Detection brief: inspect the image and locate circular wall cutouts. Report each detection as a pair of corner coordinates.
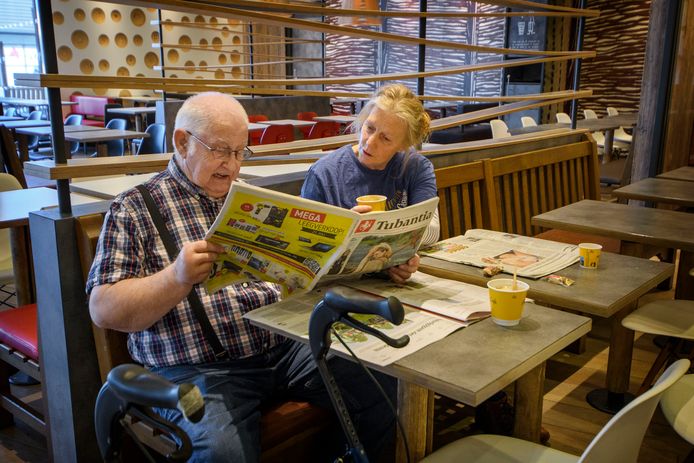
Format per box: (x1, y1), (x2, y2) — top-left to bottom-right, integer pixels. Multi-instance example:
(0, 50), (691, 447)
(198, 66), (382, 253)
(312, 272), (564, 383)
(131, 8), (146, 27)
(57, 46), (72, 62)
(133, 34), (143, 46)
(53, 11), (64, 25)
(91, 8), (105, 24)
(214, 69), (225, 79)
(126, 54), (136, 66)
(98, 60), (110, 72)
(79, 58), (94, 74)
(117, 67), (130, 77)
(98, 34), (109, 47)
(114, 33), (128, 48)
(218, 53), (227, 64)
(74, 8), (86, 21)
(167, 49), (180, 63)
(111, 10), (122, 22)
(71, 30), (89, 49)
(144, 52), (159, 68)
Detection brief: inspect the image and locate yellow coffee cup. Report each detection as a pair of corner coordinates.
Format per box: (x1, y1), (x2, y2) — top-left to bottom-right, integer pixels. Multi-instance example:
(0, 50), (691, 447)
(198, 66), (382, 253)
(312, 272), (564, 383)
(487, 278), (529, 326)
(356, 195), (387, 212)
(578, 243), (602, 269)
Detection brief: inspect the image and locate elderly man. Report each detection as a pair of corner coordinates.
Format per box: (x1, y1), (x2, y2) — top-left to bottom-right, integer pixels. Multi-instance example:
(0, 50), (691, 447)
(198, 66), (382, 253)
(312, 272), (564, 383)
(87, 93), (397, 462)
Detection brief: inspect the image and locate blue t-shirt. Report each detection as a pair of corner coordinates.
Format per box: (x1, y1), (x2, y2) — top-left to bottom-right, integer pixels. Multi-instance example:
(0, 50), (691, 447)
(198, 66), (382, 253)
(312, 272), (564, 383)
(301, 144), (437, 210)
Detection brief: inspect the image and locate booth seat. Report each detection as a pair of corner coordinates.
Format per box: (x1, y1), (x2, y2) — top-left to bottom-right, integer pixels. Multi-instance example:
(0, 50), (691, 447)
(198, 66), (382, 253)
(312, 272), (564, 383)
(67, 95), (115, 127)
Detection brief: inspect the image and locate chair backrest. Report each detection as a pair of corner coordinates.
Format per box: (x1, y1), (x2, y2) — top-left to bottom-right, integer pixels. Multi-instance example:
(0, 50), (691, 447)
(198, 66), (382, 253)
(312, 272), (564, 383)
(0, 126), (28, 188)
(579, 359), (690, 463)
(606, 107), (619, 117)
(584, 109), (598, 120)
(297, 111), (318, 138)
(490, 119), (510, 139)
(556, 112), (572, 124)
(3, 107), (17, 117)
(104, 118), (128, 156)
(248, 114), (269, 123)
(307, 121), (340, 139)
(75, 213), (132, 382)
(65, 114), (84, 126)
(103, 103), (123, 126)
(520, 116), (537, 127)
(0, 173), (23, 280)
(248, 114), (269, 145)
(434, 161), (498, 239)
(659, 373), (694, 445)
(136, 123), (166, 155)
(27, 110), (43, 121)
(259, 124), (295, 145)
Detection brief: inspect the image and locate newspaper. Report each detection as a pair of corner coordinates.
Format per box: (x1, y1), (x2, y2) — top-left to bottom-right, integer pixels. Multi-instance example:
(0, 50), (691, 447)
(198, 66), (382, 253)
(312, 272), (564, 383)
(243, 284), (464, 367)
(420, 229), (579, 278)
(204, 182), (439, 296)
(343, 272), (491, 324)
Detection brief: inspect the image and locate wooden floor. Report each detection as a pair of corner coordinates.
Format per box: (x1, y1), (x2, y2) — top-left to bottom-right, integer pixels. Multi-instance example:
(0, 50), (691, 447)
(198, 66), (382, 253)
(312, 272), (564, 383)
(0, 296), (692, 462)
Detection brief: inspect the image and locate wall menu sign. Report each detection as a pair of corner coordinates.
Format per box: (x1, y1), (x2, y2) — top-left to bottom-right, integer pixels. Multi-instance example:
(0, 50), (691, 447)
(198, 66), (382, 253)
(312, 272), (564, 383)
(507, 2), (548, 55)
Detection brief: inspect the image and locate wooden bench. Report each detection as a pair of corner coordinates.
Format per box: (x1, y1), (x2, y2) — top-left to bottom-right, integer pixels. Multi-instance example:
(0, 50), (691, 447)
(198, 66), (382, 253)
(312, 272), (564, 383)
(75, 213), (334, 462)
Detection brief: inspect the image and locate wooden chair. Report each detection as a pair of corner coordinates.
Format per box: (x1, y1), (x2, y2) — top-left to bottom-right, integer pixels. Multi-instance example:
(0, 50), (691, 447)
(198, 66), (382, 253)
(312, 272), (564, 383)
(0, 126), (28, 188)
(75, 213), (334, 462)
(259, 124), (295, 145)
(434, 160), (498, 239)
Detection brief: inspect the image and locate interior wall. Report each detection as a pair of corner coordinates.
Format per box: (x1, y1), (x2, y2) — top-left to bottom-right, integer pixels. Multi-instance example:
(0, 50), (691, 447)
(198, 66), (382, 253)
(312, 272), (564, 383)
(578, 0), (651, 116)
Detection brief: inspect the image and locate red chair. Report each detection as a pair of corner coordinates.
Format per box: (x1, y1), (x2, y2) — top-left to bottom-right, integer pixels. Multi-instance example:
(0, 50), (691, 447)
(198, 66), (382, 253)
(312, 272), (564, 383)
(307, 121), (340, 139)
(248, 114), (269, 145)
(259, 125), (295, 145)
(297, 111), (317, 139)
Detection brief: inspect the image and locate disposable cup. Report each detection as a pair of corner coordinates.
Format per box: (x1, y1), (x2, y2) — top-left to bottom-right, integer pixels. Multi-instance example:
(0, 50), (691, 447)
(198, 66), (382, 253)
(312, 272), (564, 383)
(578, 243), (602, 269)
(487, 278), (529, 326)
(356, 195), (387, 211)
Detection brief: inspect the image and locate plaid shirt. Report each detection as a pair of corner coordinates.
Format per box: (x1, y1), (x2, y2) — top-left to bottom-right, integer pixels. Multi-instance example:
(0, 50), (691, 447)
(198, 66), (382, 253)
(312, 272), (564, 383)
(86, 158), (283, 367)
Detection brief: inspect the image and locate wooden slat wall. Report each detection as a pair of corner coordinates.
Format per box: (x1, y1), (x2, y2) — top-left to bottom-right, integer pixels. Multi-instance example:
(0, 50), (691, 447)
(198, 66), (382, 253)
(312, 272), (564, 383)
(578, 0), (651, 116)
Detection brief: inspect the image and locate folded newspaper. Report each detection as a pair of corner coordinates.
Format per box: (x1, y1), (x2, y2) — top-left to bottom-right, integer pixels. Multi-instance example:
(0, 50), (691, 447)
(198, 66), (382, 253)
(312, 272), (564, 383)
(420, 229), (579, 278)
(204, 182), (439, 296)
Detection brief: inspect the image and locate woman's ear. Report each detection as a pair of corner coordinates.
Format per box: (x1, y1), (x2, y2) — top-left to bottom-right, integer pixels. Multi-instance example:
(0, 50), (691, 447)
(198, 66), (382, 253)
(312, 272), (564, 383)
(173, 129), (188, 158)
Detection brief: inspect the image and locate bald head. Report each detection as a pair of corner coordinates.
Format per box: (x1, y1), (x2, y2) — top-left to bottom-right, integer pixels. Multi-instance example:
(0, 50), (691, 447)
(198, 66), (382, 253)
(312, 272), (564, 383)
(173, 92), (248, 153)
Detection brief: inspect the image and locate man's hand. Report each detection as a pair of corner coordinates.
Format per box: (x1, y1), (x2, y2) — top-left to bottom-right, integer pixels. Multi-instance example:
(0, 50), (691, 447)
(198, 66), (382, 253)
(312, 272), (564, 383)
(387, 254), (419, 284)
(173, 240), (225, 286)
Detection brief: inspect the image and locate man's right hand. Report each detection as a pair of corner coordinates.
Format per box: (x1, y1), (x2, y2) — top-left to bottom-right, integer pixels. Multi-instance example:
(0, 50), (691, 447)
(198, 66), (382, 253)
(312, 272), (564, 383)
(173, 240), (225, 286)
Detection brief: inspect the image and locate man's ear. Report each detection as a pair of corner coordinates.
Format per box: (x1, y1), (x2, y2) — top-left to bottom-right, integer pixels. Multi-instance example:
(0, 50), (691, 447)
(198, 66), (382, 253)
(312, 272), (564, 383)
(173, 129), (188, 158)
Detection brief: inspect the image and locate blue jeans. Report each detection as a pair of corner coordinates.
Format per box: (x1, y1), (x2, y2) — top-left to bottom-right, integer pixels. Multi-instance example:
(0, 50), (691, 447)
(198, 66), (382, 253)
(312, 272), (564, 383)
(151, 339), (396, 462)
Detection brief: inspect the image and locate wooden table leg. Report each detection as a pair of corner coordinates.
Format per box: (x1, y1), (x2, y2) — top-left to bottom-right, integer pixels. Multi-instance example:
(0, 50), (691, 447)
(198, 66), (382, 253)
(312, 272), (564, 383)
(96, 143), (107, 157)
(396, 380), (434, 463)
(513, 362), (545, 442)
(586, 302), (636, 413)
(675, 250), (694, 300)
(9, 226), (34, 305)
(603, 129), (615, 164)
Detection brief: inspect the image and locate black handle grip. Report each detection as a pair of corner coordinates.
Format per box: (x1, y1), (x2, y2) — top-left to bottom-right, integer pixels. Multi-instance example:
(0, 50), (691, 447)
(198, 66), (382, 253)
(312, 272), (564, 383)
(107, 364), (204, 423)
(324, 286), (405, 325)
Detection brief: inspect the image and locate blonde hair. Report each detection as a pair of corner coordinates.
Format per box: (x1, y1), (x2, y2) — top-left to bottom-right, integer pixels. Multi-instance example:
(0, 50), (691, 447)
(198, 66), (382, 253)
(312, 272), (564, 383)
(354, 84), (431, 150)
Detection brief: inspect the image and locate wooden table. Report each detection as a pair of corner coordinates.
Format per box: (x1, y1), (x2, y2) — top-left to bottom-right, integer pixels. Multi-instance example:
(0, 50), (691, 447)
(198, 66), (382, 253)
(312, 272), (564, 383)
(15, 125), (105, 162)
(246, 296), (591, 462)
(0, 188), (102, 304)
(532, 199), (694, 409)
(613, 177), (694, 207)
(0, 116), (23, 122)
(262, 119), (316, 128)
(420, 251), (673, 415)
(0, 119), (50, 130)
(69, 173), (156, 199)
(657, 166), (694, 182)
(107, 107), (156, 132)
(64, 129), (149, 157)
(313, 115), (357, 124)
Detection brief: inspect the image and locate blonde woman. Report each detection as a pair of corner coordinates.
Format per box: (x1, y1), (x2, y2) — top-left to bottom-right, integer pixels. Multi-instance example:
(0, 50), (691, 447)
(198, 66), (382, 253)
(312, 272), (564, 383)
(301, 83), (439, 282)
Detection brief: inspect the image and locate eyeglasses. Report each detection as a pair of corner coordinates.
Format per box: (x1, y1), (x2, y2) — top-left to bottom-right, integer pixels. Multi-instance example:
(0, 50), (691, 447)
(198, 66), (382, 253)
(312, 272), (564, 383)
(186, 130), (253, 161)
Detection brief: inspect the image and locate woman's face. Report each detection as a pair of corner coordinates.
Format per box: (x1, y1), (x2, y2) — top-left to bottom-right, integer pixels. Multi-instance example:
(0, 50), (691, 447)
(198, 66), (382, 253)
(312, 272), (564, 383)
(356, 106), (409, 170)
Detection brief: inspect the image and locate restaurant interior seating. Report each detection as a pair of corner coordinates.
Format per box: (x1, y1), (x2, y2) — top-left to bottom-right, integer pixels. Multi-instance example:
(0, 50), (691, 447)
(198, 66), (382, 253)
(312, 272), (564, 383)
(24, 110), (43, 151)
(136, 123), (166, 155)
(521, 116), (537, 127)
(490, 119), (510, 139)
(607, 107), (634, 143)
(556, 112), (572, 124)
(103, 103), (123, 127)
(248, 114), (269, 145)
(0, 172), (45, 439)
(307, 120), (340, 139)
(259, 124), (294, 145)
(2, 108), (17, 117)
(621, 299), (694, 394)
(660, 374), (694, 451)
(297, 111), (317, 138)
(0, 127), (28, 188)
(64, 113), (84, 154)
(420, 359), (691, 463)
(102, 118), (128, 156)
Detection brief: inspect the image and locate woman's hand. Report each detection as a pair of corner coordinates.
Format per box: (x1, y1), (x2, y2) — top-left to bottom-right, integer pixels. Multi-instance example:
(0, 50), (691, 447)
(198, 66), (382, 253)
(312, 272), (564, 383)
(350, 205), (372, 214)
(173, 240), (225, 286)
(388, 254), (420, 284)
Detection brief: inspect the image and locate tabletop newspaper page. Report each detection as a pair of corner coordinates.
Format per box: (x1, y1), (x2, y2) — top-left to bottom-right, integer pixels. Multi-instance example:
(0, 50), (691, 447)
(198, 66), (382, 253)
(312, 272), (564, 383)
(203, 182), (439, 297)
(420, 229), (579, 278)
(244, 271), (492, 367)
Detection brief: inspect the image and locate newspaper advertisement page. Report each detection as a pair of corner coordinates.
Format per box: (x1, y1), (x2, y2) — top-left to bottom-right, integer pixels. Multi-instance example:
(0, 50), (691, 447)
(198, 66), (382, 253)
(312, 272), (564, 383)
(344, 272), (491, 325)
(204, 182), (356, 296)
(420, 229), (578, 278)
(324, 197), (438, 277)
(243, 285), (464, 367)
(203, 182), (439, 297)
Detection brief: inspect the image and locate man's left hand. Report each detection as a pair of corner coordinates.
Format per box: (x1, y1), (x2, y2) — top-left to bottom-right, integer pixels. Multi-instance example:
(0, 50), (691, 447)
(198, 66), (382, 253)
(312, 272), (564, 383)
(387, 254), (419, 284)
